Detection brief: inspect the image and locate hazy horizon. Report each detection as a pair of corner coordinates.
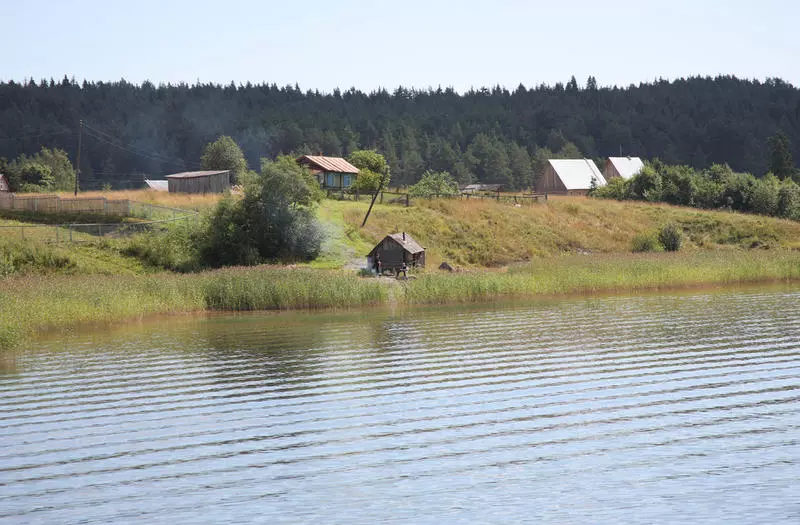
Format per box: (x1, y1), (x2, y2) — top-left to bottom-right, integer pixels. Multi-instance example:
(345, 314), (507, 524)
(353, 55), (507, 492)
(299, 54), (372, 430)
(4, 0), (798, 92)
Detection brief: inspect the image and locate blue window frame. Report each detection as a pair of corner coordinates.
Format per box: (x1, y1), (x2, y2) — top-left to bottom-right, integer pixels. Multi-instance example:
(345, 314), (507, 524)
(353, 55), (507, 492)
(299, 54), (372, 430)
(343, 175), (352, 187)
(326, 173), (336, 187)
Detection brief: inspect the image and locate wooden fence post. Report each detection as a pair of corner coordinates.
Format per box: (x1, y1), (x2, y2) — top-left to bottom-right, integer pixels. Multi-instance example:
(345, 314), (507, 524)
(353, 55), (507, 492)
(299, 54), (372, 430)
(406, 193), (410, 207)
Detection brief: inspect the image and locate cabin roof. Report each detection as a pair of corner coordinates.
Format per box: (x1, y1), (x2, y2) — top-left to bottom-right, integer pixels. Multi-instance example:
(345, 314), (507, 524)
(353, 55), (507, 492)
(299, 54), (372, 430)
(144, 179), (168, 191)
(548, 159), (607, 190)
(298, 155), (359, 174)
(165, 170), (230, 179)
(607, 157), (644, 179)
(367, 232), (425, 257)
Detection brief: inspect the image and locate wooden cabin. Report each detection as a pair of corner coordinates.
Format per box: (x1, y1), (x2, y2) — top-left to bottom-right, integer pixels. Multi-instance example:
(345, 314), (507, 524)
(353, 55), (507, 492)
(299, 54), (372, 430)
(165, 170), (230, 194)
(604, 157), (644, 180)
(535, 159), (607, 196)
(297, 155), (359, 190)
(367, 232), (425, 274)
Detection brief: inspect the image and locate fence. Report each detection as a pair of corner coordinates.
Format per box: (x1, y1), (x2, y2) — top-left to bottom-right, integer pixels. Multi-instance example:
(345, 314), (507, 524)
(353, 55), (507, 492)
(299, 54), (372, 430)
(0, 193), (192, 221)
(326, 190), (548, 207)
(0, 215), (197, 244)
(0, 193), (199, 244)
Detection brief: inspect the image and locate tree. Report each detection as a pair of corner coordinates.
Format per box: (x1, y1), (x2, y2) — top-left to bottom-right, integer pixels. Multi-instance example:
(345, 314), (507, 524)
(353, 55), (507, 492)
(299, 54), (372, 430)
(348, 149), (390, 192)
(200, 136), (248, 183)
(408, 170), (460, 197)
(767, 131), (796, 180)
(199, 155), (324, 267)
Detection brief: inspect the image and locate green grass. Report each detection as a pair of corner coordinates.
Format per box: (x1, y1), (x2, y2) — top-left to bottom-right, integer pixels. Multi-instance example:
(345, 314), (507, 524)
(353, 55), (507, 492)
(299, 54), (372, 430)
(403, 251), (800, 304)
(3, 250), (800, 351)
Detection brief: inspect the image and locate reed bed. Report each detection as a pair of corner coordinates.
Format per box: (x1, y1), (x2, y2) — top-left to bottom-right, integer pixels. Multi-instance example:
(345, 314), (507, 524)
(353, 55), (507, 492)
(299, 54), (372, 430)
(403, 251), (800, 304)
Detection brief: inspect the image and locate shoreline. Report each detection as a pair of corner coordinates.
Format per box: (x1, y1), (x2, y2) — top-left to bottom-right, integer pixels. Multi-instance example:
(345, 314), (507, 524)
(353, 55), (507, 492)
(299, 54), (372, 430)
(3, 250), (800, 351)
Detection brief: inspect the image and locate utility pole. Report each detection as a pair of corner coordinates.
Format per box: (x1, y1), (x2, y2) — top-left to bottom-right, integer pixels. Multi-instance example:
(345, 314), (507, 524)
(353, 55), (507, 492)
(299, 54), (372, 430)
(361, 170), (389, 228)
(74, 120), (83, 196)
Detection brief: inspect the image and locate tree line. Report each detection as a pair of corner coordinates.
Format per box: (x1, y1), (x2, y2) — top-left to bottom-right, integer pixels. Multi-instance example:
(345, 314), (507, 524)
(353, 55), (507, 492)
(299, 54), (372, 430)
(1, 75), (799, 190)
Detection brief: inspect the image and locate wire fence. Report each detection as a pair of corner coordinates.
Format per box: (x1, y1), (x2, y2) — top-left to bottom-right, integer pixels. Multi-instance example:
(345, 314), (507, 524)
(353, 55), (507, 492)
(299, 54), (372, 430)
(326, 189), (548, 207)
(0, 193), (193, 221)
(0, 194), (198, 244)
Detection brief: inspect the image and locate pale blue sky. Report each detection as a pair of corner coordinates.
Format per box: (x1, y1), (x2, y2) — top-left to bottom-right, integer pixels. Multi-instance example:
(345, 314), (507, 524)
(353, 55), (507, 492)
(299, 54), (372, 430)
(3, 0), (798, 91)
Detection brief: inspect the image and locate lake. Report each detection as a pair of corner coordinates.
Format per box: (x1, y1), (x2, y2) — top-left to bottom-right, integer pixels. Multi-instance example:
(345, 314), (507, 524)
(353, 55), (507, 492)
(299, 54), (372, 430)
(1, 287), (799, 524)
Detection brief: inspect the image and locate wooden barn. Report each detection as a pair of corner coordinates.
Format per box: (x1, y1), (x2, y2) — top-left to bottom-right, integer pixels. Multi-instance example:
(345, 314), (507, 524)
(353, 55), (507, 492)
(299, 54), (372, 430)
(165, 170), (230, 194)
(535, 159), (607, 196)
(0, 174), (10, 192)
(604, 157), (644, 180)
(367, 232), (425, 274)
(297, 155), (359, 189)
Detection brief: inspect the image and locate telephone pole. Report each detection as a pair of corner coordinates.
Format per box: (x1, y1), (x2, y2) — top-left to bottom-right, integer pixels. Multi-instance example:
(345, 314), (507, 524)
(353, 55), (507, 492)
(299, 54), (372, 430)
(74, 120), (83, 196)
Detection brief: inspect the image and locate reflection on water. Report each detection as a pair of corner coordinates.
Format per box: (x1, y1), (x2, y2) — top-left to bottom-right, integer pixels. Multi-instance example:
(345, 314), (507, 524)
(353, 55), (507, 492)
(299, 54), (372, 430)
(1, 288), (799, 524)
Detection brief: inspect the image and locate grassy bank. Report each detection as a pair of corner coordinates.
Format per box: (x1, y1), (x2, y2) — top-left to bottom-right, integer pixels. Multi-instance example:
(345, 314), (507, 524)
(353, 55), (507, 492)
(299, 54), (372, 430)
(3, 250), (800, 350)
(336, 198), (800, 267)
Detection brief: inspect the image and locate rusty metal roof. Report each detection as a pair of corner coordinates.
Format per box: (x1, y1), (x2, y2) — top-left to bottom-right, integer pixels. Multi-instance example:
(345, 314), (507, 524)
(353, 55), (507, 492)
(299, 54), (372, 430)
(299, 155), (359, 174)
(165, 170), (229, 179)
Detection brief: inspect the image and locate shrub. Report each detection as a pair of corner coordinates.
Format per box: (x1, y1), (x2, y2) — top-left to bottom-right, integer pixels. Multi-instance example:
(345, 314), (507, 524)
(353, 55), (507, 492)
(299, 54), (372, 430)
(658, 223), (683, 251)
(631, 233), (660, 253)
(408, 170), (459, 198)
(123, 219), (203, 272)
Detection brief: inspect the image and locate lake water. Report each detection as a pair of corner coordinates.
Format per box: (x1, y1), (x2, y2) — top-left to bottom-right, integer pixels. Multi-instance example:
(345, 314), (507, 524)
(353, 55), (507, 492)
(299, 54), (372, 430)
(1, 288), (799, 524)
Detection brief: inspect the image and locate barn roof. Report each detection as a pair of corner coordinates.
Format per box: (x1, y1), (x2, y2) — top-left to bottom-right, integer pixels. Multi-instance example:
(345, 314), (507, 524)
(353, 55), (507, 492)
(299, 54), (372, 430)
(298, 155), (359, 174)
(367, 232), (425, 256)
(144, 179), (168, 191)
(165, 170), (229, 179)
(548, 159), (607, 190)
(607, 157), (644, 179)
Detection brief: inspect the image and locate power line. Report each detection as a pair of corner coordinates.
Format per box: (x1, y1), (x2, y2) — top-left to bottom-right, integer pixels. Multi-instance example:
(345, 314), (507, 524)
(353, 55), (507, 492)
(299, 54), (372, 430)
(81, 122), (201, 169)
(0, 130), (74, 143)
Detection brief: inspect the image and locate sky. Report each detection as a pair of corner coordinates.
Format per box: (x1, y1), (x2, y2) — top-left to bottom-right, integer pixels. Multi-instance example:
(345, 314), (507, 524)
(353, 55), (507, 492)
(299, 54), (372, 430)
(3, 0), (799, 92)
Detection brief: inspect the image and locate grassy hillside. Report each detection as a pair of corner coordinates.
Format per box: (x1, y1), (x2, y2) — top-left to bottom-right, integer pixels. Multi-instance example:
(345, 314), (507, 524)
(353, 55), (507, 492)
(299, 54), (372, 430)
(334, 197), (800, 268)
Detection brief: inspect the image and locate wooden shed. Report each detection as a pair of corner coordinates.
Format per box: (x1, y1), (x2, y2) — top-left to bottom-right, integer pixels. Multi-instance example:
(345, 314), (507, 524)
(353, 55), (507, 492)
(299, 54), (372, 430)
(297, 155), (359, 189)
(367, 232), (425, 274)
(535, 159), (607, 196)
(604, 157), (644, 180)
(165, 170), (230, 194)
(0, 174), (10, 192)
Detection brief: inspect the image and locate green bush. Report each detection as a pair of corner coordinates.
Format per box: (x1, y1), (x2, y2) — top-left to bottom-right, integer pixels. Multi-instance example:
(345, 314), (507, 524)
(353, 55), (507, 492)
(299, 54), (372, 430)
(631, 233), (660, 253)
(658, 223), (683, 251)
(123, 219), (203, 272)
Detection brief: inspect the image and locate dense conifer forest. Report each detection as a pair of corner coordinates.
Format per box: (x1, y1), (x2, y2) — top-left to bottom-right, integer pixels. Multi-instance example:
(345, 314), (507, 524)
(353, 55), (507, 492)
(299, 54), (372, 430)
(1, 75), (798, 190)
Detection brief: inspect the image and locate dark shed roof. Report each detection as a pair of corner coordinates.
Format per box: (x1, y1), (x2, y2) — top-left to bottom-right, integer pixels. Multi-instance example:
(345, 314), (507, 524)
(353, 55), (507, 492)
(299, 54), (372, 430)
(367, 232), (425, 257)
(165, 170), (230, 179)
(298, 155), (359, 174)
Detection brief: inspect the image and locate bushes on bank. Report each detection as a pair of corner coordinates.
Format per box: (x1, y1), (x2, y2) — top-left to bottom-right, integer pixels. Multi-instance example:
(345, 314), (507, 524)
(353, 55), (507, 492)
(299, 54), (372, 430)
(594, 160), (800, 221)
(658, 224), (683, 251)
(631, 233), (660, 253)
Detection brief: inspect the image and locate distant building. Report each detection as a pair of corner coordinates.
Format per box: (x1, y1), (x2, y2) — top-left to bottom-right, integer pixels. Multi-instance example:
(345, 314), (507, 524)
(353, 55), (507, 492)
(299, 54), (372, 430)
(536, 159), (607, 196)
(165, 170), (230, 194)
(604, 157), (644, 180)
(144, 179), (168, 191)
(367, 232), (426, 273)
(297, 155), (359, 189)
(462, 183), (504, 194)
(0, 174), (10, 192)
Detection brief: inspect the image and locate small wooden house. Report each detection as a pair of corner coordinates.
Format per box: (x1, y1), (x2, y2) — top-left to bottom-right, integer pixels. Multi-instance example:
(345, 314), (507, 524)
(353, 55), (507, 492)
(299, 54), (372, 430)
(535, 159), (607, 196)
(367, 232), (425, 273)
(604, 157), (644, 180)
(297, 155), (359, 190)
(166, 170), (230, 194)
(0, 174), (10, 192)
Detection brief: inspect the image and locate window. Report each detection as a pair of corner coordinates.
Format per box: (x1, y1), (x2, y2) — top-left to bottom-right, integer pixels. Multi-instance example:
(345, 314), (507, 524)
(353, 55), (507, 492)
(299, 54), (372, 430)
(326, 173), (336, 187)
(343, 175), (352, 187)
